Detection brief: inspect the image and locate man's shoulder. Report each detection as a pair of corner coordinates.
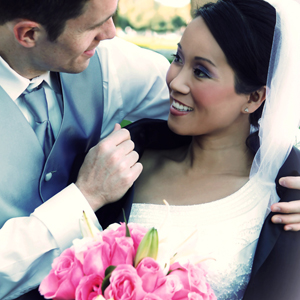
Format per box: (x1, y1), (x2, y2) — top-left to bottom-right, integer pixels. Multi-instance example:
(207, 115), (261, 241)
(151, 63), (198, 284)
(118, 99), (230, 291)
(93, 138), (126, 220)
(96, 37), (169, 68)
(276, 146), (300, 189)
(287, 146), (300, 166)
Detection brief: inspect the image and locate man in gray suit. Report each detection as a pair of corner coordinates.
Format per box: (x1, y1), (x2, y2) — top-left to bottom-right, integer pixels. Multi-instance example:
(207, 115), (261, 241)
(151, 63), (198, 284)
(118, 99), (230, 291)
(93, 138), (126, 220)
(0, 0), (170, 298)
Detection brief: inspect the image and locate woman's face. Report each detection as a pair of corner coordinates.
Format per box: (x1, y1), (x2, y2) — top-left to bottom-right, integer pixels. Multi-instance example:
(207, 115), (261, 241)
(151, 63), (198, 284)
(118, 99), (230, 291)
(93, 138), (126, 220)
(166, 17), (250, 137)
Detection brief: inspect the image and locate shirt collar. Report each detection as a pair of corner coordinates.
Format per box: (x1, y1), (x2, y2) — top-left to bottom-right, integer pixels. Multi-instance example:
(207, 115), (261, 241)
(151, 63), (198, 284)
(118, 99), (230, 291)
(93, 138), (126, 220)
(0, 56), (56, 101)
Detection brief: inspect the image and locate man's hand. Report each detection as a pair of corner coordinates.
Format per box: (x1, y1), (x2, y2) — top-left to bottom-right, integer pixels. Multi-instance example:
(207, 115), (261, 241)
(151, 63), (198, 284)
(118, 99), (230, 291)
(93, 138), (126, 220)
(75, 123), (143, 211)
(271, 176), (300, 231)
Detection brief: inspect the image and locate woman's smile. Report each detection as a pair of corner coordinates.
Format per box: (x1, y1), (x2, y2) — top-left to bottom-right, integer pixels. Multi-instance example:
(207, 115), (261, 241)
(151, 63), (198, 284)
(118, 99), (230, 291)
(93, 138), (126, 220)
(170, 99), (193, 115)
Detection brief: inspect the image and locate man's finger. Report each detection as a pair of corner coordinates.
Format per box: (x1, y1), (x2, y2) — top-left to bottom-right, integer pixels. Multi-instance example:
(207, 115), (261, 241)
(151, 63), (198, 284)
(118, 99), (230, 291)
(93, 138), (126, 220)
(116, 139), (135, 156)
(279, 176), (300, 189)
(113, 123), (122, 132)
(101, 128), (131, 147)
(130, 162), (143, 182)
(271, 201), (300, 214)
(283, 224), (300, 231)
(271, 213), (300, 225)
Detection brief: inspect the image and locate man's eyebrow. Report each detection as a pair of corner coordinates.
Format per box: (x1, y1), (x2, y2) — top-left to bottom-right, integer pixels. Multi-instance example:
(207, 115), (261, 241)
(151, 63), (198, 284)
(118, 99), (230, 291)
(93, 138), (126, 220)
(177, 43), (216, 68)
(88, 10), (117, 30)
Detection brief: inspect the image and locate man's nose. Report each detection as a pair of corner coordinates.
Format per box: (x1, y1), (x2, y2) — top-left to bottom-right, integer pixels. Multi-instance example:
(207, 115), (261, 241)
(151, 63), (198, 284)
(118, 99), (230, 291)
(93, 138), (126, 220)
(95, 18), (116, 41)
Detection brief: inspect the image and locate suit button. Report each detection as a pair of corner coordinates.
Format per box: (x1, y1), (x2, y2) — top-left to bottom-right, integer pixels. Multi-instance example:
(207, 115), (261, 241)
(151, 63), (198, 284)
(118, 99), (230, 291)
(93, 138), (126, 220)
(45, 172), (53, 182)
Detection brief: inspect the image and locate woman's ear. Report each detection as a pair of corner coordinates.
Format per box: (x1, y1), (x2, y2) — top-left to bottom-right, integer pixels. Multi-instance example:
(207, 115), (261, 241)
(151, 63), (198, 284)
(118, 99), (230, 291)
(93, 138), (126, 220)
(242, 86), (266, 114)
(12, 20), (41, 48)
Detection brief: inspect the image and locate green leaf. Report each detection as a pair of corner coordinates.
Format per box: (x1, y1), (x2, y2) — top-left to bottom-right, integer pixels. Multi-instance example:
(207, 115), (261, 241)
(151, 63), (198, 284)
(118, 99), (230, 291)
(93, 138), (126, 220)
(122, 208), (131, 237)
(167, 267), (184, 275)
(105, 265), (117, 277)
(101, 265), (117, 295)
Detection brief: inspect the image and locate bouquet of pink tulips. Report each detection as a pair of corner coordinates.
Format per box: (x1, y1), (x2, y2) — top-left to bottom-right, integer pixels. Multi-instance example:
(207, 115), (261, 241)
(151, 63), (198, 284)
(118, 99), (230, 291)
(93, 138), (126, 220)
(39, 212), (216, 300)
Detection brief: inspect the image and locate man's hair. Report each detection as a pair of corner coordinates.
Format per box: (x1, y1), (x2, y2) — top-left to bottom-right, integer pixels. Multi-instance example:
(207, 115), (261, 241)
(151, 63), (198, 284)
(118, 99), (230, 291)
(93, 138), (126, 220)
(0, 0), (90, 41)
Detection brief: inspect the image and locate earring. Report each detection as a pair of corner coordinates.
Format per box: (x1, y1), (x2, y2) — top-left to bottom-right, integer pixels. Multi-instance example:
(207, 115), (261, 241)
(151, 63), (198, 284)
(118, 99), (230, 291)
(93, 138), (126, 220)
(244, 107), (249, 113)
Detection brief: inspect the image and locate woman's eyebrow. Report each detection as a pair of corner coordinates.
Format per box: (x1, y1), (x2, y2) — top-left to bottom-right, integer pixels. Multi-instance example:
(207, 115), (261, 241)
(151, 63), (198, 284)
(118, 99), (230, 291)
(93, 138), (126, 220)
(195, 56), (216, 67)
(177, 43), (216, 67)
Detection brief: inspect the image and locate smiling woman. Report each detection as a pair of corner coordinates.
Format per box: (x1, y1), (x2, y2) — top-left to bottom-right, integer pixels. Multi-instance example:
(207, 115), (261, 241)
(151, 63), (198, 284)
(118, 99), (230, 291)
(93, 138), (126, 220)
(167, 17), (260, 138)
(114, 0), (300, 299)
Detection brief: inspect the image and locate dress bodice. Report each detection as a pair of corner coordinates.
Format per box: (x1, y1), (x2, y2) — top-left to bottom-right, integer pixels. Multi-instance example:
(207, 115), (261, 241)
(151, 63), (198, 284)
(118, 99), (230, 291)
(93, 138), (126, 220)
(129, 176), (271, 300)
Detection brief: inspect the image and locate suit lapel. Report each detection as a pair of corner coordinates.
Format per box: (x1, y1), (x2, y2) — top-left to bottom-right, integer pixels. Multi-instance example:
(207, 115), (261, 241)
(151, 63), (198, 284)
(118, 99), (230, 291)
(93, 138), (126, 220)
(39, 54), (104, 201)
(250, 147), (300, 277)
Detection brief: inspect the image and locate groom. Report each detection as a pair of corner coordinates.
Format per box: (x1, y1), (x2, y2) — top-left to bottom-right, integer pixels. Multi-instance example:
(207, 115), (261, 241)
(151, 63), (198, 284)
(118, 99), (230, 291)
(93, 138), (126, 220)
(0, 0), (170, 298)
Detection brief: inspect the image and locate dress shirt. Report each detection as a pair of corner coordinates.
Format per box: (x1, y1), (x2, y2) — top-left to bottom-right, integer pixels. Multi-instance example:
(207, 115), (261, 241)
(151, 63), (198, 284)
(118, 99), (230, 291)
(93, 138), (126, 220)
(0, 36), (170, 300)
(0, 57), (63, 139)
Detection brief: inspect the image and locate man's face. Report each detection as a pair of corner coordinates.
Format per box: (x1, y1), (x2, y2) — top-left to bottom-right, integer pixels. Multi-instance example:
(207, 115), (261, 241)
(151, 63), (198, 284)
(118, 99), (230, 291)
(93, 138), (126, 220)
(32, 0), (117, 74)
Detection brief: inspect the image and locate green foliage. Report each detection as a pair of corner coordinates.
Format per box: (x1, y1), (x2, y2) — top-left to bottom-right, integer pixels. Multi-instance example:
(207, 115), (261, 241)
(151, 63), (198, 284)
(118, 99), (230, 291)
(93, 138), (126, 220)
(120, 120), (132, 128)
(172, 16), (186, 29)
(117, 0), (191, 32)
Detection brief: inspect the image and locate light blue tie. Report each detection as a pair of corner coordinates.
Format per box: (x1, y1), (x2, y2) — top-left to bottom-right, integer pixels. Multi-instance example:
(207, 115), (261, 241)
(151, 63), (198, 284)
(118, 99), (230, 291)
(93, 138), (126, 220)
(22, 83), (55, 157)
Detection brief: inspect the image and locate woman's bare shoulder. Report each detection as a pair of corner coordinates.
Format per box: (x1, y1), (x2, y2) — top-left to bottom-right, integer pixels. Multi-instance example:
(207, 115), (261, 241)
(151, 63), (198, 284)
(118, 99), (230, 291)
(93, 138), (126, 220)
(139, 145), (188, 174)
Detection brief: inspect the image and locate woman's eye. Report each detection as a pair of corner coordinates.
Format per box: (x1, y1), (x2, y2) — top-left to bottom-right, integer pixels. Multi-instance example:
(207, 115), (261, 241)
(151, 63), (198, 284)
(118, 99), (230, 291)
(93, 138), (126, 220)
(194, 67), (209, 78)
(171, 53), (183, 64)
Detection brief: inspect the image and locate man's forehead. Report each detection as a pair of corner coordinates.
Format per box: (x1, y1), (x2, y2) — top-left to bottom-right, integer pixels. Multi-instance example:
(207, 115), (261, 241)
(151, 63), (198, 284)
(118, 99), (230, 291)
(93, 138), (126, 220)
(65, 0), (118, 30)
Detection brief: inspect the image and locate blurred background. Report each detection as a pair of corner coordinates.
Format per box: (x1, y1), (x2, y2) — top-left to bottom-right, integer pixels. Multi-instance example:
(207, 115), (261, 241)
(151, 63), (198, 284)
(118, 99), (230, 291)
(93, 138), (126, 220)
(113, 0), (217, 61)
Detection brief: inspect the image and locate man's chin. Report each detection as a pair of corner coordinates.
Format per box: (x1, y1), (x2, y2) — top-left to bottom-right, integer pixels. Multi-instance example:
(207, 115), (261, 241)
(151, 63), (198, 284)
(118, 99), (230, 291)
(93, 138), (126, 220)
(61, 59), (91, 74)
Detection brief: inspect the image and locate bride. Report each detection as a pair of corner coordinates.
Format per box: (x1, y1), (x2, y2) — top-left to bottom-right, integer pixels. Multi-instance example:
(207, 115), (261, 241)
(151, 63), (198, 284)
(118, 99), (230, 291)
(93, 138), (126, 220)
(120, 0), (300, 299)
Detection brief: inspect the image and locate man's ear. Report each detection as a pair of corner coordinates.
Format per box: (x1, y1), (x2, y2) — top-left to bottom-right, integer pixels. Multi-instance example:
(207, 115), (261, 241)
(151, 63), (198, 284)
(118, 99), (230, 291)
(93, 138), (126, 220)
(12, 21), (41, 48)
(242, 86), (266, 114)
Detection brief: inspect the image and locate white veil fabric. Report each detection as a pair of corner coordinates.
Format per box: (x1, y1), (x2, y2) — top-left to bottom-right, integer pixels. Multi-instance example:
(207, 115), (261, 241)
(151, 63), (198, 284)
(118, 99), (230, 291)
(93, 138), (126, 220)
(249, 0), (300, 212)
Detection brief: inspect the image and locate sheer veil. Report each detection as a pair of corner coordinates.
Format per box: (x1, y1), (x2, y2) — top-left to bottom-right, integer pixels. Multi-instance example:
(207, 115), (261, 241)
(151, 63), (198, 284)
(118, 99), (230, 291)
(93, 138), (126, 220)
(249, 0), (300, 212)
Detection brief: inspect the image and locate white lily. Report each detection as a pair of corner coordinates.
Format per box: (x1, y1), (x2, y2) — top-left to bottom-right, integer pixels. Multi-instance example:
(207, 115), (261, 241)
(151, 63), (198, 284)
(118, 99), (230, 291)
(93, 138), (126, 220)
(105, 222), (122, 231)
(79, 211), (102, 238)
(72, 211), (103, 264)
(134, 227), (159, 267)
(155, 200), (200, 274)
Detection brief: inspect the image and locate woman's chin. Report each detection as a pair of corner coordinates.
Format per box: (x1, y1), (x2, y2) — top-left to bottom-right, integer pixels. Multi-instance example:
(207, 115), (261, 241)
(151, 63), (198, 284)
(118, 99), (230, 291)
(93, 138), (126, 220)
(167, 118), (189, 136)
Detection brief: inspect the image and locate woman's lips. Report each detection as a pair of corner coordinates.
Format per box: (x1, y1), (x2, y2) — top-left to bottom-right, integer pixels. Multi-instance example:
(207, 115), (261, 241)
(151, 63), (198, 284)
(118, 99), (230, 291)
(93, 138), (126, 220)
(170, 99), (193, 116)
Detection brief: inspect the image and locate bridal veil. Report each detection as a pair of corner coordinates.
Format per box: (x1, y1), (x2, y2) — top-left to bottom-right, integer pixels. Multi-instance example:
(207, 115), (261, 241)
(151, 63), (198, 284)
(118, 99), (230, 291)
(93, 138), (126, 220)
(250, 0), (300, 211)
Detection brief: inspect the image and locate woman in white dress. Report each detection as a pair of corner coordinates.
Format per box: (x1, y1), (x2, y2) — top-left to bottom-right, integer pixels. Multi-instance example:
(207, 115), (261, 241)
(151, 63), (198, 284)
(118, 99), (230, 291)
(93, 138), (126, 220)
(127, 0), (300, 299)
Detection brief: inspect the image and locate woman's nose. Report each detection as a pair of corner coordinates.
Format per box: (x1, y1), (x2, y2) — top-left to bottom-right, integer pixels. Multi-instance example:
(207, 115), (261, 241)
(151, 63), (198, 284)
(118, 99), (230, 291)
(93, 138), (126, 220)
(169, 68), (190, 95)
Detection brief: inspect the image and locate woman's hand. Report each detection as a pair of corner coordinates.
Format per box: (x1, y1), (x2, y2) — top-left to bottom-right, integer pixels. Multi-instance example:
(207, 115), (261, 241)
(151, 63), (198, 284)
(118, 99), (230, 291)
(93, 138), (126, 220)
(271, 176), (300, 231)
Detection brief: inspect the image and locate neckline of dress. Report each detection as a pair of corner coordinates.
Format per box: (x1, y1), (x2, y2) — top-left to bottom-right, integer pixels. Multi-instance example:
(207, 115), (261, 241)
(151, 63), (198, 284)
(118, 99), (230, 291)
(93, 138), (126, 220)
(132, 175), (262, 210)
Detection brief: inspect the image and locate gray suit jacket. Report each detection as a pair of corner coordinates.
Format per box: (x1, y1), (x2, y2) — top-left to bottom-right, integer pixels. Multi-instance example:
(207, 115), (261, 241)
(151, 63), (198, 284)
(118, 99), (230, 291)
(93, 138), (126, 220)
(0, 53), (103, 228)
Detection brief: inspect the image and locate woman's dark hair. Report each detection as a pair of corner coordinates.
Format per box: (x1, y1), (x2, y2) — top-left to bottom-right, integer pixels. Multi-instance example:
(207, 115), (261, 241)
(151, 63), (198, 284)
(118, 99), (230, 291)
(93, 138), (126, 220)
(0, 0), (90, 41)
(195, 0), (276, 153)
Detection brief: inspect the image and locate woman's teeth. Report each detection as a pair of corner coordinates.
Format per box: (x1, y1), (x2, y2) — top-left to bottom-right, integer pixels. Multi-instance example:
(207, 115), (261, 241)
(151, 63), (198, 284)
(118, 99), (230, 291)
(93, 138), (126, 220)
(172, 101), (193, 112)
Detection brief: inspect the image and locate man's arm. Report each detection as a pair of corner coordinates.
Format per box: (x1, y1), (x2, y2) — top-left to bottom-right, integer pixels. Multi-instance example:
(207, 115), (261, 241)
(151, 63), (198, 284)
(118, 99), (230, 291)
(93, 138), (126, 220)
(98, 37), (170, 139)
(0, 125), (142, 299)
(0, 184), (97, 299)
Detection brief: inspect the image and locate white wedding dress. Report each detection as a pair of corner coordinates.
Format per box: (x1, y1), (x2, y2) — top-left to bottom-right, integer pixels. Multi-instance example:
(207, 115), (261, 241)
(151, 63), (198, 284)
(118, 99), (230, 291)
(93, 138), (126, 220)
(129, 175), (271, 300)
